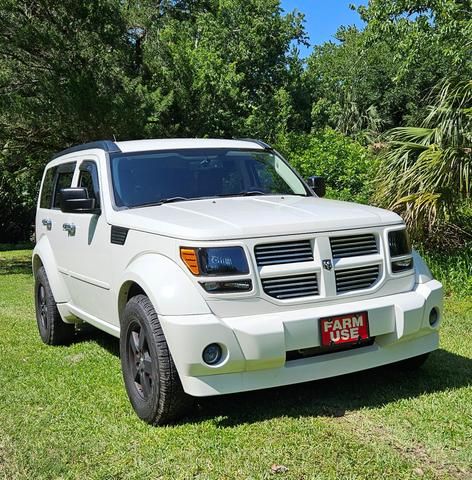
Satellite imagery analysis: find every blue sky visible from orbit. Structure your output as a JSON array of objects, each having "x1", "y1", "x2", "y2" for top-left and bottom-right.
[{"x1": 281, "y1": 1, "x2": 366, "y2": 56}]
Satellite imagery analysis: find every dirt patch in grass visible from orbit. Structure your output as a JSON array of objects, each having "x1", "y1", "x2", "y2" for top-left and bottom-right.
[
  {"x1": 0, "y1": 431, "x2": 23, "y2": 479},
  {"x1": 342, "y1": 412, "x2": 472, "y2": 479}
]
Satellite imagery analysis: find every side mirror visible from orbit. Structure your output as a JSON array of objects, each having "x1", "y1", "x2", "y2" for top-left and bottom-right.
[
  {"x1": 59, "y1": 188, "x2": 99, "y2": 214},
  {"x1": 306, "y1": 176, "x2": 326, "y2": 197}
]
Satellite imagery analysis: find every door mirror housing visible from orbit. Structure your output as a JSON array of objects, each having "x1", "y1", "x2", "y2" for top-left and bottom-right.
[
  {"x1": 59, "y1": 188, "x2": 100, "y2": 214},
  {"x1": 306, "y1": 176, "x2": 326, "y2": 197}
]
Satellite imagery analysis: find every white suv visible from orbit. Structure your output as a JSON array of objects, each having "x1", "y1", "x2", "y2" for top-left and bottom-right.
[{"x1": 33, "y1": 138, "x2": 443, "y2": 424}]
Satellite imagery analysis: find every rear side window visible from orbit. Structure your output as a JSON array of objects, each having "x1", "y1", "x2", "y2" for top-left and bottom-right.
[
  {"x1": 45, "y1": 162, "x2": 77, "y2": 210},
  {"x1": 39, "y1": 167, "x2": 57, "y2": 209},
  {"x1": 53, "y1": 171, "x2": 74, "y2": 208}
]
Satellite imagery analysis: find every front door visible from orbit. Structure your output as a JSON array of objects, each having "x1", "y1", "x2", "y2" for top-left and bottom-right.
[{"x1": 61, "y1": 158, "x2": 114, "y2": 325}]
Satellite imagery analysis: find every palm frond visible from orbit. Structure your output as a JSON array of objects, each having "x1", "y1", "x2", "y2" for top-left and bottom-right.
[{"x1": 377, "y1": 80, "x2": 472, "y2": 235}]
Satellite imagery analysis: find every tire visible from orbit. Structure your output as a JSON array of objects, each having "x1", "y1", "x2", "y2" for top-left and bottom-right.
[
  {"x1": 120, "y1": 294, "x2": 193, "y2": 425},
  {"x1": 35, "y1": 266, "x2": 75, "y2": 345},
  {"x1": 394, "y1": 353, "x2": 430, "y2": 371}
]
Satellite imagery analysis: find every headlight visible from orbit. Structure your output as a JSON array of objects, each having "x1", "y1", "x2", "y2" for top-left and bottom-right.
[
  {"x1": 388, "y1": 229, "x2": 413, "y2": 273},
  {"x1": 388, "y1": 229, "x2": 411, "y2": 257},
  {"x1": 180, "y1": 246, "x2": 249, "y2": 276}
]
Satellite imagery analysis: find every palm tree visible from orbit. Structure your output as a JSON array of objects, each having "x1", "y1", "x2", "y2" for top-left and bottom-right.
[{"x1": 377, "y1": 80, "x2": 472, "y2": 237}]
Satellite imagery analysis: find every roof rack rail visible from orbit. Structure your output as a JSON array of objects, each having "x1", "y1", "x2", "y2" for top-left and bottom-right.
[
  {"x1": 52, "y1": 140, "x2": 121, "y2": 159},
  {"x1": 235, "y1": 138, "x2": 273, "y2": 150}
]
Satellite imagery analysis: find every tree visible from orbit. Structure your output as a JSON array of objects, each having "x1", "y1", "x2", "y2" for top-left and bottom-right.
[
  {"x1": 305, "y1": 0, "x2": 472, "y2": 138},
  {"x1": 0, "y1": 0, "x2": 148, "y2": 241},
  {"x1": 377, "y1": 80, "x2": 472, "y2": 238},
  {"x1": 126, "y1": 0, "x2": 308, "y2": 139},
  {"x1": 0, "y1": 0, "x2": 307, "y2": 242}
]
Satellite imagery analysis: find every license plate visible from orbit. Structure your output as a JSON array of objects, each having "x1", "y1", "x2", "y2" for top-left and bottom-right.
[{"x1": 320, "y1": 311, "x2": 369, "y2": 347}]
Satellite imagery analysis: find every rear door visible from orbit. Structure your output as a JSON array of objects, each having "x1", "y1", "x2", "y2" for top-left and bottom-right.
[{"x1": 36, "y1": 161, "x2": 77, "y2": 288}]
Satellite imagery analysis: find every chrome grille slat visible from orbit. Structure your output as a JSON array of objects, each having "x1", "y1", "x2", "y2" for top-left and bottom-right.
[
  {"x1": 255, "y1": 240, "x2": 313, "y2": 266},
  {"x1": 256, "y1": 251, "x2": 312, "y2": 258},
  {"x1": 332, "y1": 250, "x2": 378, "y2": 259},
  {"x1": 336, "y1": 269, "x2": 379, "y2": 278},
  {"x1": 268, "y1": 284, "x2": 318, "y2": 294},
  {"x1": 337, "y1": 283, "x2": 375, "y2": 292},
  {"x1": 331, "y1": 244, "x2": 377, "y2": 251},
  {"x1": 335, "y1": 265, "x2": 380, "y2": 293},
  {"x1": 330, "y1": 238, "x2": 375, "y2": 244},
  {"x1": 330, "y1": 234, "x2": 378, "y2": 259},
  {"x1": 256, "y1": 243, "x2": 310, "y2": 251},
  {"x1": 261, "y1": 273, "x2": 318, "y2": 299},
  {"x1": 336, "y1": 277, "x2": 377, "y2": 287},
  {"x1": 330, "y1": 234, "x2": 374, "y2": 241},
  {"x1": 263, "y1": 278, "x2": 317, "y2": 286}
]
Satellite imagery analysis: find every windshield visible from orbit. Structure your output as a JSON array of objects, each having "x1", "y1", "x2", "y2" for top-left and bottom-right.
[{"x1": 110, "y1": 148, "x2": 309, "y2": 208}]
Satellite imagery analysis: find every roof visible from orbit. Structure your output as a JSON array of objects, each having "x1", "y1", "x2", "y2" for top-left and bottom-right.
[
  {"x1": 116, "y1": 138, "x2": 270, "y2": 152},
  {"x1": 52, "y1": 138, "x2": 270, "y2": 159}
]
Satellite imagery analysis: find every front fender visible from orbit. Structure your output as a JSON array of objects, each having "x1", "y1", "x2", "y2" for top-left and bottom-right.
[
  {"x1": 118, "y1": 253, "x2": 211, "y2": 317},
  {"x1": 32, "y1": 236, "x2": 70, "y2": 303}
]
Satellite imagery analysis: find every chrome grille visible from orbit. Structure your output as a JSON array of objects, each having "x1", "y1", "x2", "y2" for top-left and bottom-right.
[
  {"x1": 261, "y1": 273, "x2": 318, "y2": 299},
  {"x1": 335, "y1": 265, "x2": 380, "y2": 293},
  {"x1": 254, "y1": 240, "x2": 313, "y2": 266},
  {"x1": 330, "y1": 234, "x2": 378, "y2": 259}
]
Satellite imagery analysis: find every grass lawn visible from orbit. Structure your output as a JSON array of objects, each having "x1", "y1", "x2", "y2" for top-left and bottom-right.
[{"x1": 0, "y1": 249, "x2": 471, "y2": 479}]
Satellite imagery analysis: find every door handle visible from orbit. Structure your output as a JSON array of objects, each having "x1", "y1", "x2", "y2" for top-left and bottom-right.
[
  {"x1": 42, "y1": 218, "x2": 52, "y2": 230},
  {"x1": 62, "y1": 223, "x2": 76, "y2": 236}
]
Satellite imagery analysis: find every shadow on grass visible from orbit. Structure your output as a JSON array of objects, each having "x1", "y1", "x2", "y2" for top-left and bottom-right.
[
  {"x1": 0, "y1": 257, "x2": 32, "y2": 275},
  {"x1": 191, "y1": 349, "x2": 472, "y2": 428},
  {"x1": 75, "y1": 325, "x2": 471, "y2": 426},
  {"x1": 0, "y1": 243, "x2": 34, "y2": 252},
  {"x1": 75, "y1": 325, "x2": 121, "y2": 357}
]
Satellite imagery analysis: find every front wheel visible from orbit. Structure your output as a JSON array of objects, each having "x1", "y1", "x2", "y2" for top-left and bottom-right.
[{"x1": 120, "y1": 294, "x2": 193, "y2": 425}]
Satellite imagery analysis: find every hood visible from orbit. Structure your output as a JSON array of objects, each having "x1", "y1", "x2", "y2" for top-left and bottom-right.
[{"x1": 115, "y1": 195, "x2": 403, "y2": 241}]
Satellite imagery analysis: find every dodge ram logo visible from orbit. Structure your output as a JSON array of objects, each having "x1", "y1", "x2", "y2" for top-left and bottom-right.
[{"x1": 322, "y1": 259, "x2": 333, "y2": 271}]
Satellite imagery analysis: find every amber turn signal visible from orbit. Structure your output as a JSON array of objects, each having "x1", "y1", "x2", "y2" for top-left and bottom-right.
[{"x1": 180, "y1": 248, "x2": 200, "y2": 275}]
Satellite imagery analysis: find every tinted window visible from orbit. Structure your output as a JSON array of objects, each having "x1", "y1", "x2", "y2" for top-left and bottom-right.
[
  {"x1": 51, "y1": 162, "x2": 76, "y2": 209},
  {"x1": 110, "y1": 149, "x2": 308, "y2": 208},
  {"x1": 79, "y1": 162, "x2": 100, "y2": 208},
  {"x1": 39, "y1": 166, "x2": 57, "y2": 209}
]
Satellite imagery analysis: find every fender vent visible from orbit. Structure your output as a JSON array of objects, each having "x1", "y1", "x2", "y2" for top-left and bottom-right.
[{"x1": 111, "y1": 226, "x2": 128, "y2": 245}]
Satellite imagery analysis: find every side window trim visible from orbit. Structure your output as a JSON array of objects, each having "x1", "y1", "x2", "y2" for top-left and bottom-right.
[
  {"x1": 78, "y1": 160, "x2": 101, "y2": 208},
  {"x1": 39, "y1": 166, "x2": 58, "y2": 209},
  {"x1": 52, "y1": 161, "x2": 77, "y2": 210}
]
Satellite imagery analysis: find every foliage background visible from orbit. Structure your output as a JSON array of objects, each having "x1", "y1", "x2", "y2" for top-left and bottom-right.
[{"x1": 0, "y1": 0, "x2": 470, "y2": 247}]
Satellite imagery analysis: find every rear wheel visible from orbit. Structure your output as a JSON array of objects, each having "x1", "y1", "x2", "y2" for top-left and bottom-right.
[
  {"x1": 120, "y1": 294, "x2": 193, "y2": 425},
  {"x1": 35, "y1": 266, "x2": 75, "y2": 345}
]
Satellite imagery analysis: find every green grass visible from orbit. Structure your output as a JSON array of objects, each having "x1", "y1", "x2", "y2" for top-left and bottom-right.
[
  {"x1": 0, "y1": 249, "x2": 471, "y2": 479},
  {"x1": 420, "y1": 246, "x2": 472, "y2": 298}
]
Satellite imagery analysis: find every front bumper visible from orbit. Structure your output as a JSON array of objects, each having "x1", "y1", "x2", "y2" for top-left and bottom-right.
[{"x1": 159, "y1": 279, "x2": 443, "y2": 397}]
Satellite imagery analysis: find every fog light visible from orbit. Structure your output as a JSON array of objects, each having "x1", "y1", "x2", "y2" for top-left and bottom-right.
[
  {"x1": 429, "y1": 307, "x2": 439, "y2": 326},
  {"x1": 202, "y1": 343, "x2": 222, "y2": 365},
  {"x1": 391, "y1": 257, "x2": 413, "y2": 273},
  {"x1": 200, "y1": 280, "x2": 252, "y2": 293}
]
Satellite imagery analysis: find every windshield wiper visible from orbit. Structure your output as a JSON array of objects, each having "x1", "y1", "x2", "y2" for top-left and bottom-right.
[
  {"x1": 138, "y1": 197, "x2": 189, "y2": 207},
  {"x1": 216, "y1": 190, "x2": 268, "y2": 198}
]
